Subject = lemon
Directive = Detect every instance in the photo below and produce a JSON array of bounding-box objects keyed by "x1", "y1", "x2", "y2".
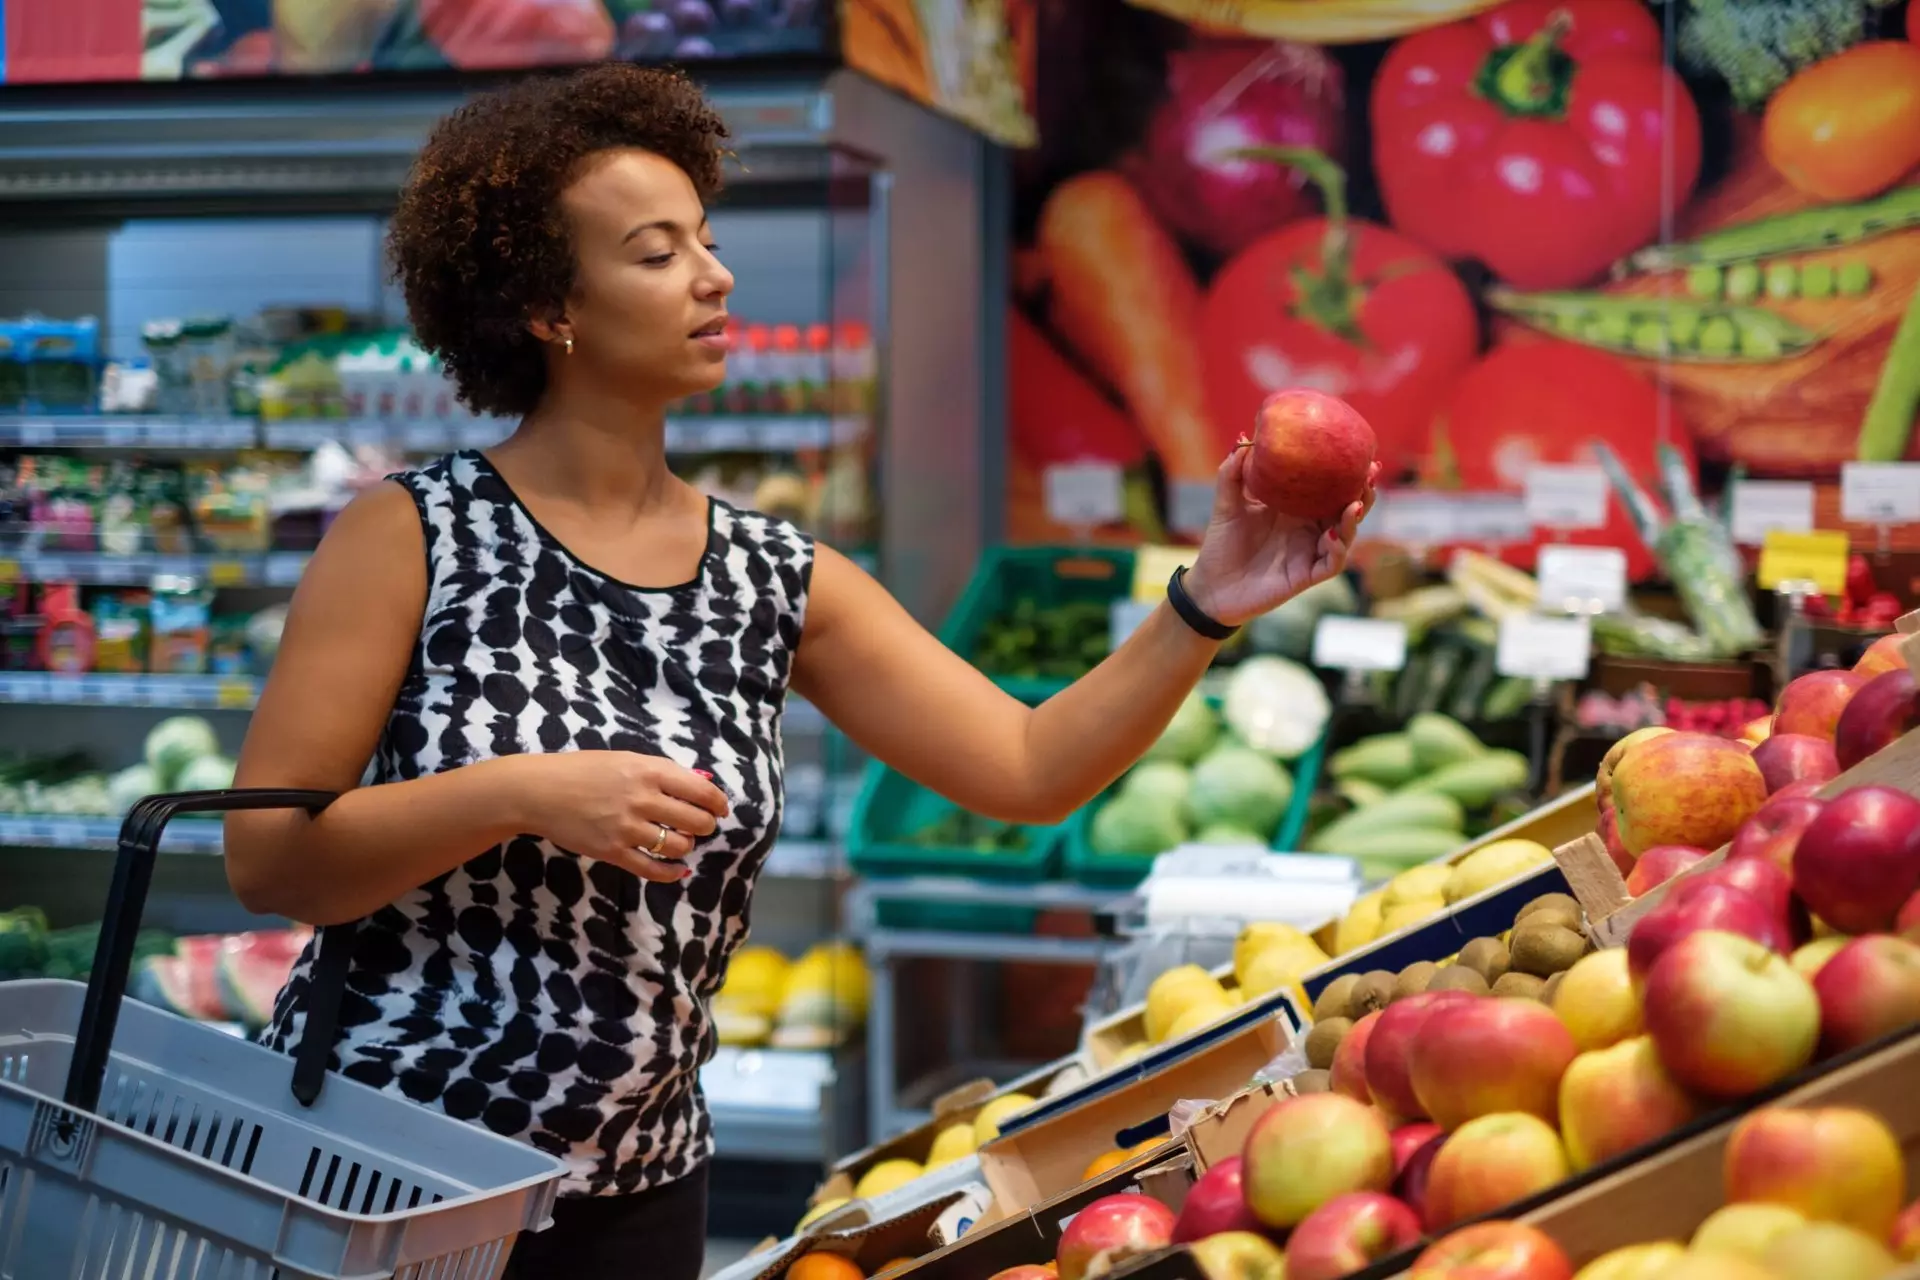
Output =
[
  {"x1": 1164, "y1": 998, "x2": 1234, "y2": 1041},
  {"x1": 1238, "y1": 942, "x2": 1325, "y2": 1000},
  {"x1": 925, "y1": 1122, "x2": 977, "y2": 1168},
  {"x1": 797, "y1": 1196, "x2": 848, "y2": 1230},
  {"x1": 853, "y1": 1158, "x2": 924, "y2": 1200},
  {"x1": 1380, "y1": 897, "x2": 1445, "y2": 935},
  {"x1": 1443, "y1": 840, "x2": 1551, "y2": 904},
  {"x1": 718, "y1": 945, "x2": 790, "y2": 1018},
  {"x1": 1334, "y1": 890, "x2": 1385, "y2": 955},
  {"x1": 1232, "y1": 922, "x2": 1313, "y2": 984},
  {"x1": 1382, "y1": 863, "x2": 1453, "y2": 908},
  {"x1": 972, "y1": 1092, "x2": 1036, "y2": 1146},
  {"x1": 1144, "y1": 965, "x2": 1227, "y2": 1043}
]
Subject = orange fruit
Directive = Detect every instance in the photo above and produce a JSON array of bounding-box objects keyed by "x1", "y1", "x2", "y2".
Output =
[
  {"x1": 787, "y1": 1254, "x2": 865, "y2": 1280},
  {"x1": 874, "y1": 1260, "x2": 917, "y2": 1276},
  {"x1": 1081, "y1": 1147, "x2": 1133, "y2": 1181}
]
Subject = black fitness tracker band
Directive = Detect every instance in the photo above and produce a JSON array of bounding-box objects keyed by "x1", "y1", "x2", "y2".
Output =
[{"x1": 1167, "y1": 566, "x2": 1238, "y2": 641}]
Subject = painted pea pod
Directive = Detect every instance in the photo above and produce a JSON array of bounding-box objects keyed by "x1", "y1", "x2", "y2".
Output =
[
  {"x1": 1486, "y1": 287, "x2": 1823, "y2": 364},
  {"x1": 1685, "y1": 258, "x2": 1874, "y2": 303},
  {"x1": 1619, "y1": 184, "x2": 1920, "y2": 275}
]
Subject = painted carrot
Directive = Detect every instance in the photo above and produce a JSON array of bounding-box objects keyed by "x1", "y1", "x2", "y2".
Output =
[{"x1": 1036, "y1": 171, "x2": 1228, "y2": 485}]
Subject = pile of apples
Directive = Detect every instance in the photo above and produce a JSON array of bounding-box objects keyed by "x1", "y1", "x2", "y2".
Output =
[{"x1": 1410, "y1": 1102, "x2": 1920, "y2": 1279}]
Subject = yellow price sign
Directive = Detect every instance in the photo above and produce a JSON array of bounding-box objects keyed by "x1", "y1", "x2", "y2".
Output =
[
  {"x1": 1130, "y1": 545, "x2": 1193, "y2": 603},
  {"x1": 215, "y1": 679, "x2": 256, "y2": 709},
  {"x1": 1757, "y1": 530, "x2": 1849, "y2": 597},
  {"x1": 0, "y1": 559, "x2": 17, "y2": 584},
  {"x1": 208, "y1": 560, "x2": 248, "y2": 588}
]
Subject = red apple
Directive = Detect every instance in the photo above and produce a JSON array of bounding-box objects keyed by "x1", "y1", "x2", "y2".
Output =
[
  {"x1": 1246, "y1": 389, "x2": 1376, "y2": 524},
  {"x1": 1727, "y1": 795, "x2": 1826, "y2": 877},
  {"x1": 1055, "y1": 1193, "x2": 1176, "y2": 1280},
  {"x1": 1557, "y1": 1035, "x2": 1702, "y2": 1172},
  {"x1": 1773, "y1": 669, "x2": 1870, "y2": 740},
  {"x1": 1899, "y1": 889, "x2": 1920, "y2": 939},
  {"x1": 1366, "y1": 991, "x2": 1478, "y2": 1124},
  {"x1": 1393, "y1": 1130, "x2": 1446, "y2": 1225},
  {"x1": 1833, "y1": 670, "x2": 1920, "y2": 771},
  {"x1": 1188, "y1": 1232, "x2": 1287, "y2": 1280},
  {"x1": 1286, "y1": 1192, "x2": 1424, "y2": 1280},
  {"x1": 1691, "y1": 857, "x2": 1804, "y2": 945},
  {"x1": 1763, "y1": 1222, "x2": 1901, "y2": 1280},
  {"x1": 1408, "y1": 998, "x2": 1578, "y2": 1130},
  {"x1": 1741, "y1": 717, "x2": 1773, "y2": 745},
  {"x1": 1813, "y1": 935, "x2": 1920, "y2": 1055},
  {"x1": 1724, "y1": 1105, "x2": 1906, "y2": 1239},
  {"x1": 1392, "y1": 1122, "x2": 1443, "y2": 1176},
  {"x1": 1791, "y1": 785, "x2": 1920, "y2": 934},
  {"x1": 1408, "y1": 1221, "x2": 1573, "y2": 1280},
  {"x1": 1626, "y1": 883, "x2": 1790, "y2": 985},
  {"x1": 1422, "y1": 1112, "x2": 1571, "y2": 1229},
  {"x1": 1241, "y1": 1092, "x2": 1394, "y2": 1229},
  {"x1": 1751, "y1": 734, "x2": 1840, "y2": 794},
  {"x1": 988, "y1": 1268, "x2": 1058, "y2": 1280},
  {"x1": 1856, "y1": 634, "x2": 1911, "y2": 678},
  {"x1": 1172, "y1": 1156, "x2": 1262, "y2": 1243},
  {"x1": 1891, "y1": 1197, "x2": 1920, "y2": 1261},
  {"x1": 1330, "y1": 1010, "x2": 1380, "y2": 1104},
  {"x1": 1626, "y1": 845, "x2": 1708, "y2": 896},
  {"x1": 1642, "y1": 930, "x2": 1820, "y2": 1097},
  {"x1": 1598, "y1": 806, "x2": 1633, "y2": 876},
  {"x1": 1611, "y1": 733, "x2": 1768, "y2": 858}
]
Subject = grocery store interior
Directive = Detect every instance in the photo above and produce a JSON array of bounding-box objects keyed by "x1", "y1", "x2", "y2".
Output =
[{"x1": 4, "y1": 3, "x2": 1920, "y2": 1279}]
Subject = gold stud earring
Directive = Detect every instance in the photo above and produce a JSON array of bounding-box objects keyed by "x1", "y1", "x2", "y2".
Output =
[{"x1": 564, "y1": 336, "x2": 574, "y2": 355}]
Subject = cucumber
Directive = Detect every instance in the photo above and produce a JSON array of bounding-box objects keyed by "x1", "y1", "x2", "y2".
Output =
[
  {"x1": 1310, "y1": 826, "x2": 1469, "y2": 865},
  {"x1": 1305, "y1": 791, "x2": 1467, "y2": 852},
  {"x1": 1335, "y1": 778, "x2": 1389, "y2": 808},
  {"x1": 1478, "y1": 676, "x2": 1537, "y2": 722},
  {"x1": 1415, "y1": 643, "x2": 1464, "y2": 717},
  {"x1": 1328, "y1": 734, "x2": 1419, "y2": 788},
  {"x1": 1447, "y1": 642, "x2": 1497, "y2": 725},
  {"x1": 1400, "y1": 750, "x2": 1532, "y2": 808},
  {"x1": 1392, "y1": 651, "x2": 1429, "y2": 722},
  {"x1": 1407, "y1": 713, "x2": 1485, "y2": 773}
]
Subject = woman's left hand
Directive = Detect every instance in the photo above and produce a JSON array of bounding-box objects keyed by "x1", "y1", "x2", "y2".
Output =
[{"x1": 1182, "y1": 444, "x2": 1382, "y2": 629}]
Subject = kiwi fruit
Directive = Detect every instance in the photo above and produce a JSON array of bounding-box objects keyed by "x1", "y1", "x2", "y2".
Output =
[
  {"x1": 1304, "y1": 1017, "x2": 1351, "y2": 1070},
  {"x1": 1541, "y1": 971, "x2": 1566, "y2": 1007},
  {"x1": 1292, "y1": 1068, "x2": 1332, "y2": 1094},
  {"x1": 1348, "y1": 970, "x2": 1398, "y2": 1017},
  {"x1": 1457, "y1": 937, "x2": 1510, "y2": 984},
  {"x1": 1426, "y1": 964, "x2": 1491, "y2": 997},
  {"x1": 1510, "y1": 923, "x2": 1588, "y2": 977},
  {"x1": 1313, "y1": 972, "x2": 1362, "y2": 1023},
  {"x1": 1516, "y1": 893, "x2": 1584, "y2": 933},
  {"x1": 1393, "y1": 961, "x2": 1437, "y2": 1002},
  {"x1": 1492, "y1": 972, "x2": 1547, "y2": 1000}
]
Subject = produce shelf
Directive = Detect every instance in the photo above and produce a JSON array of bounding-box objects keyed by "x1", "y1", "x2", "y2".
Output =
[
  {"x1": 0, "y1": 671, "x2": 260, "y2": 709},
  {"x1": 940, "y1": 546, "x2": 1135, "y2": 703},
  {"x1": 0, "y1": 549, "x2": 309, "y2": 586},
  {"x1": 0, "y1": 413, "x2": 864, "y2": 456}
]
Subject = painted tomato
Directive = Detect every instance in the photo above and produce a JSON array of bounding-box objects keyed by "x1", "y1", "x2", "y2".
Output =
[{"x1": 1762, "y1": 41, "x2": 1920, "y2": 201}]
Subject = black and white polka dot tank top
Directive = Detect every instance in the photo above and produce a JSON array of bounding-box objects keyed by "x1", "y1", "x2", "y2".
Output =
[{"x1": 263, "y1": 450, "x2": 814, "y2": 1197}]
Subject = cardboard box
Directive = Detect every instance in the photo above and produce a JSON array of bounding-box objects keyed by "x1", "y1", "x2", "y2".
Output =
[
  {"x1": 719, "y1": 1189, "x2": 975, "y2": 1280},
  {"x1": 1561, "y1": 724, "x2": 1920, "y2": 950},
  {"x1": 981, "y1": 1009, "x2": 1297, "y2": 1214}
]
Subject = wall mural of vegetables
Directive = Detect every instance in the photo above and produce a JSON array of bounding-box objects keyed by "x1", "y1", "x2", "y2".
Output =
[{"x1": 1008, "y1": 0, "x2": 1920, "y2": 560}]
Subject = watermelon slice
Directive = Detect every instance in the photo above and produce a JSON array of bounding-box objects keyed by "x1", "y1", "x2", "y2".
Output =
[
  {"x1": 132, "y1": 955, "x2": 207, "y2": 1019},
  {"x1": 215, "y1": 929, "x2": 311, "y2": 1029},
  {"x1": 174, "y1": 935, "x2": 227, "y2": 1020}
]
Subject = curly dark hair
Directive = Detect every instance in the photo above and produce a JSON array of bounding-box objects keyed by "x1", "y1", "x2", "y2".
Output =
[{"x1": 389, "y1": 64, "x2": 730, "y2": 418}]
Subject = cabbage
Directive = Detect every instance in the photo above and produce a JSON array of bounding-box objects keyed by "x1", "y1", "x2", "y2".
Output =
[
  {"x1": 1247, "y1": 575, "x2": 1359, "y2": 661},
  {"x1": 1186, "y1": 744, "x2": 1293, "y2": 838},
  {"x1": 1221, "y1": 656, "x2": 1330, "y2": 760},
  {"x1": 1089, "y1": 791, "x2": 1187, "y2": 856},
  {"x1": 176, "y1": 754, "x2": 237, "y2": 792},
  {"x1": 1120, "y1": 760, "x2": 1192, "y2": 811},
  {"x1": 107, "y1": 764, "x2": 159, "y2": 814},
  {"x1": 1193, "y1": 823, "x2": 1269, "y2": 847},
  {"x1": 144, "y1": 716, "x2": 221, "y2": 786},
  {"x1": 1141, "y1": 691, "x2": 1220, "y2": 765}
]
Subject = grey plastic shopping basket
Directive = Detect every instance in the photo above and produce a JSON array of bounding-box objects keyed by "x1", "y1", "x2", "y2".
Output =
[{"x1": 0, "y1": 788, "x2": 566, "y2": 1278}]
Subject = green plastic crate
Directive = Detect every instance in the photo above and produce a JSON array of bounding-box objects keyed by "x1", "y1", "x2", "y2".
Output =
[
  {"x1": 847, "y1": 759, "x2": 1065, "y2": 933},
  {"x1": 1062, "y1": 728, "x2": 1330, "y2": 889},
  {"x1": 939, "y1": 546, "x2": 1136, "y2": 703}
]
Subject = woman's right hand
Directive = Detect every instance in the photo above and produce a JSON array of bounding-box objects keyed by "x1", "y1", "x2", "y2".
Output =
[{"x1": 514, "y1": 751, "x2": 731, "y2": 882}]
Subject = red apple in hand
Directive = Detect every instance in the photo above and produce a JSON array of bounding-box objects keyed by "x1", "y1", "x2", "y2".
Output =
[
  {"x1": 1172, "y1": 1156, "x2": 1262, "y2": 1243},
  {"x1": 1408, "y1": 999, "x2": 1578, "y2": 1130},
  {"x1": 1728, "y1": 796, "x2": 1826, "y2": 876},
  {"x1": 1642, "y1": 930, "x2": 1819, "y2": 1097},
  {"x1": 1833, "y1": 670, "x2": 1920, "y2": 771},
  {"x1": 1393, "y1": 1122, "x2": 1444, "y2": 1175},
  {"x1": 1286, "y1": 1192, "x2": 1424, "y2": 1280},
  {"x1": 1791, "y1": 785, "x2": 1920, "y2": 934},
  {"x1": 1626, "y1": 883, "x2": 1790, "y2": 985},
  {"x1": 1055, "y1": 1194, "x2": 1175, "y2": 1280},
  {"x1": 1813, "y1": 935, "x2": 1920, "y2": 1055},
  {"x1": 1773, "y1": 670, "x2": 1869, "y2": 740},
  {"x1": 1626, "y1": 845, "x2": 1708, "y2": 896},
  {"x1": 1751, "y1": 734, "x2": 1840, "y2": 794},
  {"x1": 1409, "y1": 1222, "x2": 1573, "y2": 1280},
  {"x1": 1246, "y1": 389, "x2": 1376, "y2": 524}
]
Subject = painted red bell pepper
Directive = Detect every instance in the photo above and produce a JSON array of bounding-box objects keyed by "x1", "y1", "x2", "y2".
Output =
[
  {"x1": 1370, "y1": 0, "x2": 1702, "y2": 290},
  {"x1": 421, "y1": 0, "x2": 614, "y2": 70}
]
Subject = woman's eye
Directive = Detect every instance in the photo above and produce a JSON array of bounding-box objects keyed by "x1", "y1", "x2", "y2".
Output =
[
  {"x1": 704, "y1": 243, "x2": 722, "y2": 255},
  {"x1": 642, "y1": 253, "x2": 675, "y2": 266}
]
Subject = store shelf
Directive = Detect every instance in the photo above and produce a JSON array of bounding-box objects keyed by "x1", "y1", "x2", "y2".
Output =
[
  {"x1": 0, "y1": 672, "x2": 260, "y2": 709},
  {"x1": 0, "y1": 813, "x2": 223, "y2": 852},
  {"x1": 0, "y1": 549, "x2": 308, "y2": 587},
  {"x1": 847, "y1": 877, "x2": 1130, "y2": 963},
  {"x1": 0, "y1": 414, "x2": 865, "y2": 456}
]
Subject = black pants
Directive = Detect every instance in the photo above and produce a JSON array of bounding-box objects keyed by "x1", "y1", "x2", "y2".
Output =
[{"x1": 504, "y1": 1163, "x2": 709, "y2": 1279}]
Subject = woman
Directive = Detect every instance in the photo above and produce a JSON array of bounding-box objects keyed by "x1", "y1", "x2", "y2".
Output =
[{"x1": 225, "y1": 63, "x2": 1375, "y2": 1277}]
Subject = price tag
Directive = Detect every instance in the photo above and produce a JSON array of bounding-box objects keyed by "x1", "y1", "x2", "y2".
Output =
[
  {"x1": 1730, "y1": 480, "x2": 1815, "y2": 546},
  {"x1": 207, "y1": 560, "x2": 248, "y2": 588},
  {"x1": 0, "y1": 560, "x2": 17, "y2": 583},
  {"x1": 1372, "y1": 492, "x2": 1459, "y2": 545},
  {"x1": 1841, "y1": 462, "x2": 1920, "y2": 525},
  {"x1": 1130, "y1": 545, "x2": 1192, "y2": 603},
  {"x1": 1535, "y1": 545, "x2": 1628, "y2": 613},
  {"x1": 1043, "y1": 462, "x2": 1125, "y2": 526},
  {"x1": 19, "y1": 420, "x2": 54, "y2": 446},
  {"x1": 1109, "y1": 598, "x2": 1155, "y2": 649},
  {"x1": 1310, "y1": 615, "x2": 1408, "y2": 673},
  {"x1": 1524, "y1": 465, "x2": 1609, "y2": 530},
  {"x1": 265, "y1": 554, "x2": 307, "y2": 587},
  {"x1": 1757, "y1": 529, "x2": 1849, "y2": 596},
  {"x1": 94, "y1": 677, "x2": 136, "y2": 706},
  {"x1": 215, "y1": 678, "x2": 255, "y2": 709},
  {"x1": 1496, "y1": 614, "x2": 1592, "y2": 680},
  {"x1": 1167, "y1": 481, "x2": 1214, "y2": 537}
]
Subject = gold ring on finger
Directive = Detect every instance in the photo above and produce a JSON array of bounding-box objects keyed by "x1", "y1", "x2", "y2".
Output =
[{"x1": 648, "y1": 822, "x2": 673, "y2": 854}]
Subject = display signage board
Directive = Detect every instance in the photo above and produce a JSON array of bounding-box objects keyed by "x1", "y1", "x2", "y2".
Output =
[
  {"x1": 0, "y1": 0, "x2": 829, "y2": 83},
  {"x1": 838, "y1": 0, "x2": 1038, "y2": 147}
]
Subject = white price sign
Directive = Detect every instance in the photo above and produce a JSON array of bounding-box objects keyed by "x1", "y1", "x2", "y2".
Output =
[
  {"x1": 1730, "y1": 480, "x2": 1815, "y2": 546},
  {"x1": 1496, "y1": 614, "x2": 1593, "y2": 680},
  {"x1": 1310, "y1": 615, "x2": 1409, "y2": 673},
  {"x1": 1535, "y1": 545, "x2": 1628, "y2": 614},
  {"x1": 1109, "y1": 598, "x2": 1155, "y2": 649},
  {"x1": 1168, "y1": 480, "x2": 1215, "y2": 536},
  {"x1": 1043, "y1": 462, "x2": 1125, "y2": 526},
  {"x1": 1524, "y1": 465, "x2": 1610, "y2": 530},
  {"x1": 1841, "y1": 463, "x2": 1920, "y2": 525}
]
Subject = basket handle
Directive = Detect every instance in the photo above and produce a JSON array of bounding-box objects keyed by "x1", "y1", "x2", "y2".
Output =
[{"x1": 65, "y1": 788, "x2": 338, "y2": 1114}]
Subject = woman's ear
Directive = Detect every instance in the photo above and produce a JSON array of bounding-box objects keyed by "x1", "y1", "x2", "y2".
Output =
[{"x1": 527, "y1": 306, "x2": 573, "y2": 349}]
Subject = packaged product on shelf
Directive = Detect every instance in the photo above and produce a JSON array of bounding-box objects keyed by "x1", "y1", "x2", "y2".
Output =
[
  {"x1": 14, "y1": 315, "x2": 100, "y2": 413},
  {"x1": 91, "y1": 591, "x2": 150, "y2": 674},
  {"x1": 831, "y1": 321, "x2": 874, "y2": 417},
  {"x1": 97, "y1": 462, "x2": 144, "y2": 555},
  {"x1": 256, "y1": 340, "x2": 348, "y2": 421},
  {"x1": 99, "y1": 358, "x2": 159, "y2": 414},
  {"x1": 723, "y1": 322, "x2": 770, "y2": 415},
  {"x1": 802, "y1": 322, "x2": 833, "y2": 415},
  {"x1": 149, "y1": 577, "x2": 212, "y2": 674},
  {"x1": 187, "y1": 460, "x2": 272, "y2": 552},
  {"x1": 36, "y1": 585, "x2": 95, "y2": 674},
  {"x1": 178, "y1": 316, "x2": 237, "y2": 419},
  {"x1": 207, "y1": 614, "x2": 252, "y2": 675},
  {"x1": 144, "y1": 468, "x2": 194, "y2": 555},
  {"x1": 770, "y1": 323, "x2": 806, "y2": 414},
  {"x1": 141, "y1": 318, "x2": 189, "y2": 415}
]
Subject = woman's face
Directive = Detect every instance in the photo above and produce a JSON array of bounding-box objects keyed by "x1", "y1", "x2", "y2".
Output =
[{"x1": 552, "y1": 147, "x2": 734, "y2": 403}]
